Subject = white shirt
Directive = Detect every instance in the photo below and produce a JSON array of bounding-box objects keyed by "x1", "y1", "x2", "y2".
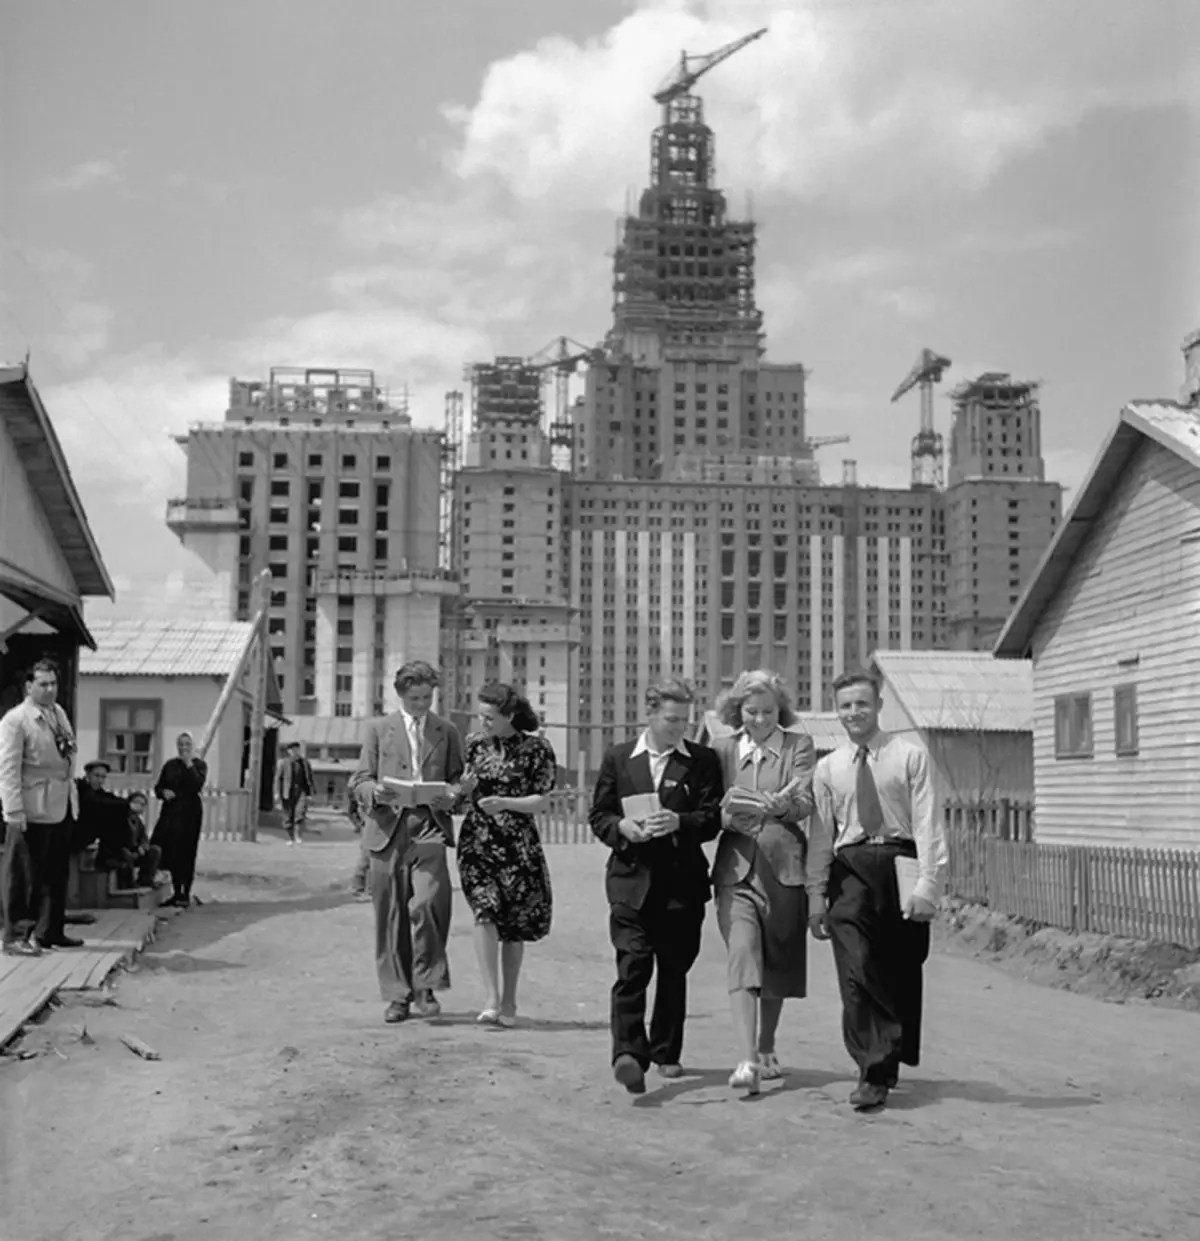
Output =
[
  {"x1": 736, "y1": 728, "x2": 784, "y2": 770},
  {"x1": 400, "y1": 709, "x2": 426, "y2": 770},
  {"x1": 631, "y1": 731, "x2": 690, "y2": 791}
]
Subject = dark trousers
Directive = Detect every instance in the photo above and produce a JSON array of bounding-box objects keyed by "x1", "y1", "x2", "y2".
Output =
[
  {"x1": 114, "y1": 845, "x2": 163, "y2": 889},
  {"x1": 370, "y1": 838, "x2": 452, "y2": 1001},
  {"x1": 171, "y1": 825, "x2": 202, "y2": 899},
  {"x1": 3, "y1": 819, "x2": 71, "y2": 945},
  {"x1": 283, "y1": 793, "x2": 307, "y2": 841},
  {"x1": 826, "y1": 840, "x2": 931, "y2": 1086},
  {"x1": 609, "y1": 897, "x2": 705, "y2": 1070}
]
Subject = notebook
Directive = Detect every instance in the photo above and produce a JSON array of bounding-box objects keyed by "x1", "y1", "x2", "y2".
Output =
[{"x1": 621, "y1": 793, "x2": 662, "y2": 823}]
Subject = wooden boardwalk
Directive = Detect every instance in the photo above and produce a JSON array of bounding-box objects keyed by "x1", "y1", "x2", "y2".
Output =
[{"x1": 0, "y1": 908, "x2": 160, "y2": 1051}]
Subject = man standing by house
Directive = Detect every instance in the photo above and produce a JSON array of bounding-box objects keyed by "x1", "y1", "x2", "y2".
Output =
[
  {"x1": 808, "y1": 669, "x2": 949, "y2": 1111},
  {"x1": 0, "y1": 659, "x2": 83, "y2": 955},
  {"x1": 350, "y1": 661, "x2": 464, "y2": 1024},
  {"x1": 277, "y1": 741, "x2": 316, "y2": 846},
  {"x1": 589, "y1": 675, "x2": 724, "y2": 1096}
]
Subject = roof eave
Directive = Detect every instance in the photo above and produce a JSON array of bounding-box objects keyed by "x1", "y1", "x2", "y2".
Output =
[
  {"x1": 0, "y1": 363, "x2": 115, "y2": 600},
  {"x1": 994, "y1": 413, "x2": 1145, "y2": 658}
]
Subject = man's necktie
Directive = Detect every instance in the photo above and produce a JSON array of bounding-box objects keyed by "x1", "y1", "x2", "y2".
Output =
[
  {"x1": 856, "y1": 745, "x2": 885, "y2": 834},
  {"x1": 411, "y1": 718, "x2": 424, "y2": 770}
]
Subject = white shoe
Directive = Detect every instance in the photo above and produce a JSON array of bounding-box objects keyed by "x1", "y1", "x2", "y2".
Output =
[{"x1": 729, "y1": 1061, "x2": 761, "y2": 1095}]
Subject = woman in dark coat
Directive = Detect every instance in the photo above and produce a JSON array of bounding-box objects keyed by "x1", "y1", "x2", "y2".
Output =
[{"x1": 151, "y1": 732, "x2": 208, "y2": 906}]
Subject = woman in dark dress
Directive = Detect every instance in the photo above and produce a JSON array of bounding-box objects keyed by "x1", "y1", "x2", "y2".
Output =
[
  {"x1": 151, "y1": 731, "x2": 208, "y2": 907},
  {"x1": 459, "y1": 683, "x2": 556, "y2": 1028}
]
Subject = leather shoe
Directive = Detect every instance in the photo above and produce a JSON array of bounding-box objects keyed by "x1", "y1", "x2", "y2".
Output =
[
  {"x1": 384, "y1": 1000, "x2": 410, "y2": 1024},
  {"x1": 613, "y1": 1054, "x2": 646, "y2": 1095},
  {"x1": 885, "y1": 1069, "x2": 899, "y2": 1090},
  {"x1": 849, "y1": 1081, "x2": 889, "y2": 1110},
  {"x1": 39, "y1": 935, "x2": 84, "y2": 949},
  {"x1": 413, "y1": 991, "x2": 441, "y2": 1018}
]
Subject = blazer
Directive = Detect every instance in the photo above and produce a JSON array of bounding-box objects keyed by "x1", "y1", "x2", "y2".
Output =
[
  {"x1": 277, "y1": 756, "x2": 315, "y2": 802},
  {"x1": 0, "y1": 699, "x2": 78, "y2": 825},
  {"x1": 349, "y1": 710, "x2": 464, "y2": 854},
  {"x1": 711, "y1": 731, "x2": 816, "y2": 889},
  {"x1": 589, "y1": 737, "x2": 724, "y2": 912}
]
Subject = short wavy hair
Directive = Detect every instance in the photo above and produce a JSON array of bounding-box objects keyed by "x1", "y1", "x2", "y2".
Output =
[
  {"x1": 716, "y1": 669, "x2": 797, "y2": 729},
  {"x1": 645, "y1": 675, "x2": 694, "y2": 714},
  {"x1": 394, "y1": 660, "x2": 440, "y2": 694},
  {"x1": 477, "y1": 681, "x2": 541, "y2": 733}
]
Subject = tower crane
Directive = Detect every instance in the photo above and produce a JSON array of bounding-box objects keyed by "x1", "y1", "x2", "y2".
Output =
[
  {"x1": 805, "y1": 434, "x2": 851, "y2": 452},
  {"x1": 652, "y1": 27, "x2": 768, "y2": 106},
  {"x1": 891, "y1": 348, "x2": 951, "y2": 490},
  {"x1": 526, "y1": 336, "x2": 604, "y2": 473}
]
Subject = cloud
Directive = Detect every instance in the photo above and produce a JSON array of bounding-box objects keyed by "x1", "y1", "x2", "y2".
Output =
[
  {"x1": 36, "y1": 157, "x2": 123, "y2": 194},
  {"x1": 444, "y1": 0, "x2": 1193, "y2": 210}
]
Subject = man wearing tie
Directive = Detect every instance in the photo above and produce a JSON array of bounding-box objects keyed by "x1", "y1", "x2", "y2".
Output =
[
  {"x1": 589, "y1": 675, "x2": 724, "y2": 1095},
  {"x1": 808, "y1": 669, "x2": 949, "y2": 1111},
  {"x1": 350, "y1": 660, "x2": 464, "y2": 1024}
]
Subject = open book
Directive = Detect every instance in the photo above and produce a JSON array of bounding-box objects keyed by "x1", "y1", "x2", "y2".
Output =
[
  {"x1": 381, "y1": 777, "x2": 451, "y2": 808},
  {"x1": 621, "y1": 793, "x2": 662, "y2": 823}
]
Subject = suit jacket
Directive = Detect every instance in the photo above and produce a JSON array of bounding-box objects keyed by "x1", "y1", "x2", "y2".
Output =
[
  {"x1": 589, "y1": 738, "x2": 724, "y2": 912},
  {"x1": 0, "y1": 699, "x2": 78, "y2": 825},
  {"x1": 349, "y1": 710, "x2": 464, "y2": 854},
  {"x1": 277, "y1": 756, "x2": 315, "y2": 802},
  {"x1": 711, "y1": 731, "x2": 816, "y2": 889}
]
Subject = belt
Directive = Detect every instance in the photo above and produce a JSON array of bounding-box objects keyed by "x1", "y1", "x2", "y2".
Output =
[{"x1": 861, "y1": 834, "x2": 900, "y2": 846}]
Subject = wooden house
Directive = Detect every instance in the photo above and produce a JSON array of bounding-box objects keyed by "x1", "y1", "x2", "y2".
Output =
[
  {"x1": 994, "y1": 342, "x2": 1200, "y2": 849},
  {"x1": 0, "y1": 362, "x2": 113, "y2": 717},
  {"x1": 871, "y1": 649, "x2": 1034, "y2": 836},
  {"x1": 77, "y1": 618, "x2": 284, "y2": 834}
]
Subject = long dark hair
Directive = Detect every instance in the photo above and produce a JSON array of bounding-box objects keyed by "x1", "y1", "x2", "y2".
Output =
[{"x1": 477, "y1": 682, "x2": 540, "y2": 734}]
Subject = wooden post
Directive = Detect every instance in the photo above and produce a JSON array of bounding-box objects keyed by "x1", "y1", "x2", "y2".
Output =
[{"x1": 241, "y1": 570, "x2": 272, "y2": 841}]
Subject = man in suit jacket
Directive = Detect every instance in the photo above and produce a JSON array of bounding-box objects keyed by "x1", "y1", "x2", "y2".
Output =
[
  {"x1": 589, "y1": 674, "x2": 724, "y2": 1095},
  {"x1": 0, "y1": 659, "x2": 82, "y2": 955},
  {"x1": 350, "y1": 660, "x2": 464, "y2": 1024},
  {"x1": 276, "y1": 741, "x2": 316, "y2": 844}
]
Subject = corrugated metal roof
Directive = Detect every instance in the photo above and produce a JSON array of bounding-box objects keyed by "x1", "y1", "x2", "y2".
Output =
[
  {"x1": 278, "y1": 715, "x2": 368, "y2": 749},
  {"x1": 872, "y1": 650, "x2": 1032, "y2": 732},
  {"x1": 81, "y1": 618, "x2": 255, "y2": 677},
  {"x1": 701, "y1": 709, "x2": 846, "y2": 753},
  {"x1": 995, "y1": 400, "x2": 1200, "y2": 657}
]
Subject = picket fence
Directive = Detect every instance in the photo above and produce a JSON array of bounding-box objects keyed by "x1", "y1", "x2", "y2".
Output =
[
  {"x1": 946, "y1": 830, "x2": 1200, "y2": 950},
  {"x1": 105, "y1": 775, "x2": 256, "y2": 842}
]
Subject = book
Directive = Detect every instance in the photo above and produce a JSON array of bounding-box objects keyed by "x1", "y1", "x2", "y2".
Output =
[
  {"x1": 621, "y1": 793, "x2": 662, "y2": 823},
  {"x1": 381, "y1": 777, "x2": 451, "y2": 808},
  {"x1": 895, "y1": 856, "x2": 920, "y2": 911}
]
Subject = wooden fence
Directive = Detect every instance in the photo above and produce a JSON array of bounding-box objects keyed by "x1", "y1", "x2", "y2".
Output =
[
  {"x1": 103, "y1": 775, "x2": 256, "y2": 842},
  {"x1": 536, "y1": 788, "x2": 598, "y2": 844},
  {"x1": 942, "y1": 794, "x2": 1035, "y2": 842},
  {"x1": 946, "y1": 830, "x2": 1200, "y2": 949}
]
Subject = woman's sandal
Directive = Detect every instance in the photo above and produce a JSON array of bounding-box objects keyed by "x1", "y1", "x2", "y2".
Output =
[
  {"x1": 476, "y1": 1009, "x2": 501, "y2": 1026},
  {"x1": 758, "y1": 1052, "x2": 784, "y2": 1080},
  {"x1": 729, "y1": 1060, "x2": 761, "y2": 1095}
]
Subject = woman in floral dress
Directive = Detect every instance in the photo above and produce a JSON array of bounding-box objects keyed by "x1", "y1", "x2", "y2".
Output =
[{"x1": 459, "y1": 682, "x2": 557, "y2": 1027}]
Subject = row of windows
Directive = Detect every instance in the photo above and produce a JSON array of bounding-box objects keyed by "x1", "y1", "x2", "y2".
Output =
[
  {"x1": 239, "y1": 449, "x2": 393, "y2": 472},
  {"x1": 1054, "y1": 687, "x2": 1138, "y2": 760}
]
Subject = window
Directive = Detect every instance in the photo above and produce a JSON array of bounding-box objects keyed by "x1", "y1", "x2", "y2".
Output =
[
  {"x1": 273, "y1": 453, "x2": 288, "y2": 469},
  {"x1": 1114, "y1": 684, "x2": 1139, "y2": 757},
  {"x1": 1053, "y1": 693, "x2": 1093, "y2": 759},
  {"x1": 338, "y1": 536, "x2": 357, "y2": 553},
  {"x1": 339, "y1": 481, "x2": 360, "y2": 498},
  {"x1": 270, "y1": 480, "x2": 290, "y2": 497},
  {"x1": 375, "y1": 455, "x2": 391, "y2": 472},
  {"x1": 307, "y1": 453, "x2": 323, "y2": 469},
  {"x1": 342, "y1": 454, "x2": 357, "y2": 470},
  {"x1": 100, "y1": 700, "x2": 160, "y2": 774},
  {"x1": 238, "y1": 451, "x2": 254, "y2": 467}
]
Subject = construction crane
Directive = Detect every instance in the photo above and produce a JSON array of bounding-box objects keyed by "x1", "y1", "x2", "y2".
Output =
[
  {"x1": 526, "y1": 336, "x2": 604, "y2": 474},
  {"x1": 652, "y1": 27, "x2": 768, "y2": 106},
  {"x1": 891, "y1": 348, "x2": 952, "y2": 490},
  {"x1": 805, "y1": 434, "x2": 851, "y2": 452}
]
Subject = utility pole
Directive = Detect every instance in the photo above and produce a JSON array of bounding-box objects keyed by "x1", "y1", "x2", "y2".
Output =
[{"x1": 243, "y1": 568, "x2": 272, "y2": 840}]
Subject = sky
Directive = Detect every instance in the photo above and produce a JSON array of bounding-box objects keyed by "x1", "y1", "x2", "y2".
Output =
[{"x1": 1, "y1": 0, "x2": 1196, "y2": 619}]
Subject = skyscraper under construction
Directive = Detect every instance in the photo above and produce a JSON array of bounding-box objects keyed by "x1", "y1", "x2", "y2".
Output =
[{"x1": 444, "y1": 32, "x2": 1061, "y2": 775}]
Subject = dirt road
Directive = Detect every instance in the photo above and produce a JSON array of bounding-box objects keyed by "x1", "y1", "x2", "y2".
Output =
[{"x1": 2, "y1": 827, "x2": 1197, "y2": 1241}]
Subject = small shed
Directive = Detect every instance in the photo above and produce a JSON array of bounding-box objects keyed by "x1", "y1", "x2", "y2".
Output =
[
  {"x1": 995, "y1": 363, "x2": 1200, "y2": 849},
  {"x1": 0, "y1": 362, "x2": 113, "y2": 719},
  {"x1": 78, "y1": 618, "x2": 284, "y2": 797},
  {"x1": 871, "y1": 649, "x2": 1034, "y2": 836}
]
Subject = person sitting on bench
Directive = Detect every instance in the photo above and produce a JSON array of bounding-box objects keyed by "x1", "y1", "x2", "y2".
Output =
[{"x1": 96, "y1": 790, "x2": 161, "y2": 889}]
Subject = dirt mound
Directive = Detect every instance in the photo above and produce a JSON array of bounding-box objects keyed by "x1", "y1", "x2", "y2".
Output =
[{"x1": 936, "y1": 898, "x2": 1200, "y2": 1013}]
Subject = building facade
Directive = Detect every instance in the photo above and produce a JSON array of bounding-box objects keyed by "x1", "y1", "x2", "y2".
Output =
[{"x1": 167, "y1": 367, "x2": 454, "y2": 719}]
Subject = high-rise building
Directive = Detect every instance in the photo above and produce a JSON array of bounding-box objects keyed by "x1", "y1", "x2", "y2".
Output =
[
  {"x1": 944, "y1": 373, "x2": 1061, "y2": 649},
  {"x1": 441, "y1": 359, "x2": 578, "y2": 769},
  {"x1": 167, "y1": 367, "x2": 455, "y2": 718}
]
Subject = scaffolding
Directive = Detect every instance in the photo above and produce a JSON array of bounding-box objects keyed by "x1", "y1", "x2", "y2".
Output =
[
  {"x1": 226, "y1": 366, "x2": 409, "y2": 425},
  {"x1": 469, "y1": 357, "x2": 543, "y2": 425},
  {"x1": 610, "y1": 90, "x2": 763, "y2": 355}
]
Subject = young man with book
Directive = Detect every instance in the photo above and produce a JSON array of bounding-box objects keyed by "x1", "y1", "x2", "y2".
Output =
[
  {"x1": 807, "y1": 669, "x2": 948, "y2": 1111},
  {"x1": 589, "y1": 675, "x2": 724, "y2": 1096}
]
